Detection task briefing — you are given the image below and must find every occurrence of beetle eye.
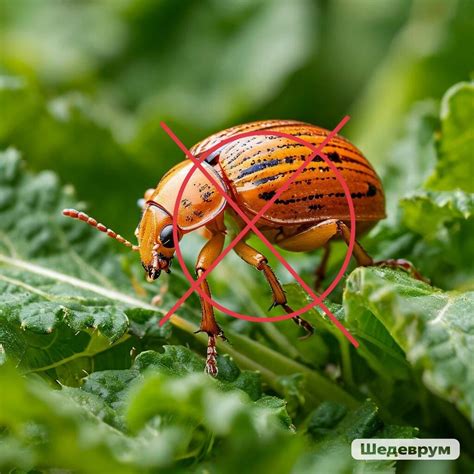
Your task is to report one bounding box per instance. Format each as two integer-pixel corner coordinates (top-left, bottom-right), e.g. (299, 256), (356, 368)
(160, 225), (175, 248)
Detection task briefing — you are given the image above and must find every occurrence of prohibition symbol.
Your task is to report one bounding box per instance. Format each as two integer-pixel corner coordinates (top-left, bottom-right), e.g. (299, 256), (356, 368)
(159, 116), (359, 348)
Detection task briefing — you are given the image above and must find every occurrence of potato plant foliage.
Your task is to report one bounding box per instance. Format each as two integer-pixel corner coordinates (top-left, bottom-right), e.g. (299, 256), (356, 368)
(0, 62), (473, 474)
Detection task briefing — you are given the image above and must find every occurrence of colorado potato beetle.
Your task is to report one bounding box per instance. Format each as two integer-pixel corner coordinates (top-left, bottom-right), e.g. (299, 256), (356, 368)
(63, 119), (419, 376)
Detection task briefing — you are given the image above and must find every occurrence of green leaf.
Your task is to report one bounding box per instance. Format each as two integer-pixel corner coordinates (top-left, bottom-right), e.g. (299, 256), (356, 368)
(0, 148), (172, 383)
(126, 370), (301, 473)
(0, 356), (297, 472)
(426, 81), (474, 192)
(135, 346), (263, 400)
(380, 100), (439, 218)
(299, 400), (418, 473)
(276, 373), (306, 419)
(133, 345), (205, 375)
(400, 190), (474, 287)
(366, 84), (474, 289)
(345, 266), (474, 420)
(306, 401), (348, 438)
(0, 364), (138, 473)
(64, 346), (297, 471)
(402, 190), (474, 238)
(285, 282), (410, 384)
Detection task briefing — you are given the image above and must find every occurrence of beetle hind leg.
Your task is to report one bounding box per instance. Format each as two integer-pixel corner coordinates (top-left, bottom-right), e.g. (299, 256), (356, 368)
(278, 219), (425, 282)
(314, 243), (331, 292)
(234, 240), (314, 338)
(283, 303), (314, 338)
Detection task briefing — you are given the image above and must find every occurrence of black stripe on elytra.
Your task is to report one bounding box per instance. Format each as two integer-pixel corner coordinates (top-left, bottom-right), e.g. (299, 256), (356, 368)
(243, 165), (377, 187)
(224, 139), (272, 167)
(192, 122), (293, 155)
(225, 130), (345, 167)
(274, 193), (325, 205)
(226, 137), (348, 168)
(289, 130), (328, 138)
(228, 146), (372, 174)
(229, 148), (368, 170)
(225, 141), (294, 167)
(312, 153), (373, 170)
(326, 182), (379, 199)
(236, 159), (281, 179)
(221, 126), (367, 168)
(256, 181), (379, 205)
(226, 142), (305, 167)
(214, 121), (306, 163)
(258, 190), (276, 201)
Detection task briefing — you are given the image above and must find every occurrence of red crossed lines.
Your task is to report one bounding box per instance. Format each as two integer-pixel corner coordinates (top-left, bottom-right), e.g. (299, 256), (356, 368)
(159, 116), (359, 348)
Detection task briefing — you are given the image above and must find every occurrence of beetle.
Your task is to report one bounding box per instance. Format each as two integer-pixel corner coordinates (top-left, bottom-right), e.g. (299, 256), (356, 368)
(63, 119), (420, 376)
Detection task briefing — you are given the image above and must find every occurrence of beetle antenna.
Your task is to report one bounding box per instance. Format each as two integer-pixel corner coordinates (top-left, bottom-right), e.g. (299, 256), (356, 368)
(62, 209), (139, 251)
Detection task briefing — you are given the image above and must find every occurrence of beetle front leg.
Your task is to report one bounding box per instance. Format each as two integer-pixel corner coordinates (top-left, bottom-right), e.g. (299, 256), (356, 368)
(233, 240), (314, 338)
(195, 232), (226, 376)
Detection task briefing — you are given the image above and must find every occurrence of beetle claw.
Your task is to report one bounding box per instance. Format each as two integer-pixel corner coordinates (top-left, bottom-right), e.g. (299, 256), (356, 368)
(293, 316), (314, 339)
(374, 259), (429, 283)
(205, 335), (219, 377)
(268, 301), (278, 311)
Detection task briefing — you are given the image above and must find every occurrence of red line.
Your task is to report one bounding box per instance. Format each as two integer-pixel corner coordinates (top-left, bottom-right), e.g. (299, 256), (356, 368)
(159, 118), (358, 347)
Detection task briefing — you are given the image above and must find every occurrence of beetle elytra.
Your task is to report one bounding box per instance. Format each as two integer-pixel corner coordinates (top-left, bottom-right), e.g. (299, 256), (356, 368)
(63, 120), (420, 376)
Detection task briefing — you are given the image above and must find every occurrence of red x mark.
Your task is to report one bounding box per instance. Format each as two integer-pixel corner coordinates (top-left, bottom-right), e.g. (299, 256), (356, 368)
(159, 117), (359, 348)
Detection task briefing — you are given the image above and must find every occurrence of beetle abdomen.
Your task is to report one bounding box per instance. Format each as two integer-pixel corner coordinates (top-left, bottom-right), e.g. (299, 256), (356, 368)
(191, 121), (385, 226)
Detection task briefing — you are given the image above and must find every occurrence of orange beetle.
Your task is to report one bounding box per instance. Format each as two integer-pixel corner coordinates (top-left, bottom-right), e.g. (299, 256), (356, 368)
(64, 120), (417, 375)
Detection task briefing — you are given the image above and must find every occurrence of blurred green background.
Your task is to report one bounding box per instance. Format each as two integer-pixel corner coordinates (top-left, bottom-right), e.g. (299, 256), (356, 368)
(1, 0), (472, 235)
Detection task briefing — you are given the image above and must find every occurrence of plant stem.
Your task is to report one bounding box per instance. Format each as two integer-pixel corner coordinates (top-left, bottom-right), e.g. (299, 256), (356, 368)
(339, 336), (355, 388)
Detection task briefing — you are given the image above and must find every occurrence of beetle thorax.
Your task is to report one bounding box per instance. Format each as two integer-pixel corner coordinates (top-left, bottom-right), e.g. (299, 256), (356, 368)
(147, 160), (228, 232)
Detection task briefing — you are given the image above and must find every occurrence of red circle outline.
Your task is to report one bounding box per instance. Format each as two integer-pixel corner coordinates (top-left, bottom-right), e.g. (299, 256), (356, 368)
(171, 129), (356, 323)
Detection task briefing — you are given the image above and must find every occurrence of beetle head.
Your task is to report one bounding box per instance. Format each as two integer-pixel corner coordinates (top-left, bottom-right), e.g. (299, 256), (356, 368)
(137, 201), (182, 281)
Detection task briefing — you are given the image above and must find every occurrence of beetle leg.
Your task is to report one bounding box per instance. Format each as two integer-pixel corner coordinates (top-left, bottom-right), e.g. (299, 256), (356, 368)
(233, 240), (314, 338)
(314, 243), (331, 292)
(195, 231), (226, 377)
(278, 220), (426, 281)
(277, 219), (373, 266)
